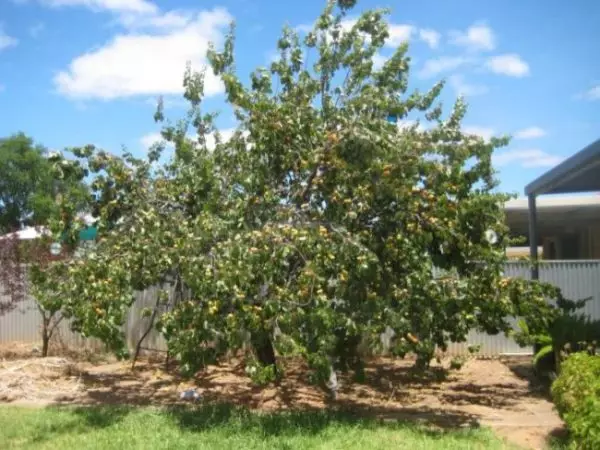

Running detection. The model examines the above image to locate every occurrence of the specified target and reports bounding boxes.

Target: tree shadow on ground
[502,358,553,399]
[42,357,548,433]
[36,401,480,447]
[343,358,533,409]
[54,357,539,411]
[70,405,133,428]
[546,426,570,449]
[26,405,134,446]
[438,382,528,408]
[165,402,480,436]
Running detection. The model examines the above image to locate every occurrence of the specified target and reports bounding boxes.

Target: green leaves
[34,0,547,383]
[0,133,90,233]
[552,353,600,449]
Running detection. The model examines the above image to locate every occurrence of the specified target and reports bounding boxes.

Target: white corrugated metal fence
[1,260,599,356]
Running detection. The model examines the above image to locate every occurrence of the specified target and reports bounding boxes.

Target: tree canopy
[39,0,555,388]
[0,133,89,234]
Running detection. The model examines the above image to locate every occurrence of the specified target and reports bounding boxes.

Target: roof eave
[524,138,600,197]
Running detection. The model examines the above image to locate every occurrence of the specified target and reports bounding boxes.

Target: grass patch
[0,404,513,449]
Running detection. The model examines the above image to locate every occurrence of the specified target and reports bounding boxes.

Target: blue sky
[0,0,598,195]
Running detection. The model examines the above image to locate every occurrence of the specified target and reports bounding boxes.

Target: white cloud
[265,49,281,64]
[463,126,495,140]
[581,85,600,101]
[398,119,426,132]
[29,22,45,38]
[494,149,563,168]
[0,28,18,51]
[205,127,236,151]
[448,74,488,96]
[295,17,358,37]
[145,96,187,110]
[450,23,495,52]
[117,9,192,30]
[40,0,157,14]
[387,24,415,47]
[372,53,388,70]
[295,23,313,33]
[418,56,472,78]
[54,8,231,100]
[485,54,530,77]
[140,132,167,150]
[418,28,440,49]
[33,0,190,31]
[340,18,359,33]
[141,127,237,152]
[514,126,546,140]
[296,19,439,51]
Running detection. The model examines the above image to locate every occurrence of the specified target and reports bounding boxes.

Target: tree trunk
[38,310,62,358]
[251,330,277,372]
[131,296,160,370]
[41,326,50,357]
[334,330,364,381]
[414,345,435,371]
[554,347,562,375]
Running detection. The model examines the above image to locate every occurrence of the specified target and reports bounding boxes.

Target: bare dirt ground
[0,348,563,450]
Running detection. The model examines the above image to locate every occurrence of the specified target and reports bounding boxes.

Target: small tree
[0,233,68,357]
[28,241,71,357]
[0,133,90,356]
[40,0,555,387]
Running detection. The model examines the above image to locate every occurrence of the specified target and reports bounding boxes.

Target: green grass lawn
[0,404,514,449]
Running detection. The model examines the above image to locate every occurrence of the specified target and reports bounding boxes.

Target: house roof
[505,195,600,210]
[525,138,600,196]
[0,226,49,241]
[505,195,600,237]
[0,226,97,242]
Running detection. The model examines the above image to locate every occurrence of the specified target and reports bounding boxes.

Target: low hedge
[551,352,600,449]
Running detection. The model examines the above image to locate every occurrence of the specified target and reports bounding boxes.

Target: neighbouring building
[505,137,600,262]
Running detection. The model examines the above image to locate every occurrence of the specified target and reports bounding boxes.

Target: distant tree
[0,133,88,233]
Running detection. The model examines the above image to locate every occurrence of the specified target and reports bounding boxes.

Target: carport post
[528,194,539,280]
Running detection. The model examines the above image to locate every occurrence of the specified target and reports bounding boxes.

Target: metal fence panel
[1,260,599,356]
[445,262,531,356]
[540,260,600,321]
[448,261,600,356]
[0,295,41,344]
[125,286,169,352]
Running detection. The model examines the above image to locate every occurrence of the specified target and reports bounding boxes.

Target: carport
[524,138,600,278]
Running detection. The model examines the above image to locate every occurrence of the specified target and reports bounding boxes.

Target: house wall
[540,227,597,260]
[590,225,600,258]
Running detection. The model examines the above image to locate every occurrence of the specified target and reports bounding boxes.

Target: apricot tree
[40,0,553,387]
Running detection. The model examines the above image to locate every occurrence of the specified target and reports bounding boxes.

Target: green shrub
[515,293,600,378]
[551,353,600,449]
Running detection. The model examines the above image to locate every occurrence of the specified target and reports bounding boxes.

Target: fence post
[528,194,539,280]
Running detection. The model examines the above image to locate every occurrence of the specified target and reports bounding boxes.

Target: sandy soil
[0,354,563,450]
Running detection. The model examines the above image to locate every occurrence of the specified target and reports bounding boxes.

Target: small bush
[516,306,600,378]
[449,356,467,371]
[551,353,600,449]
